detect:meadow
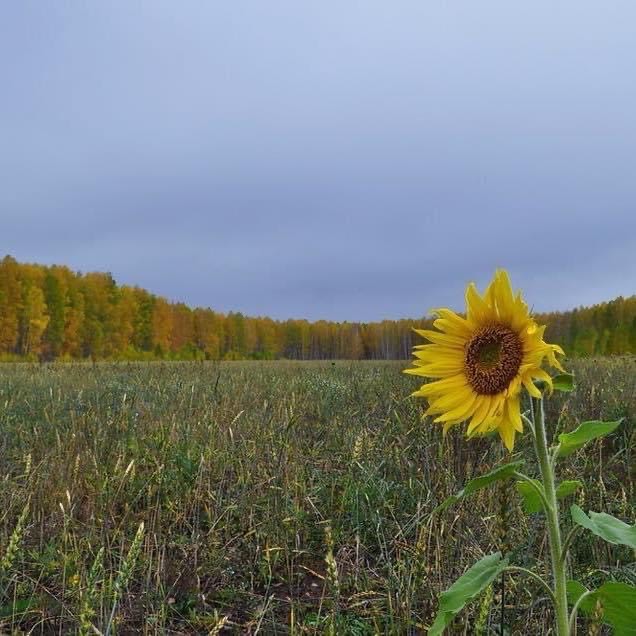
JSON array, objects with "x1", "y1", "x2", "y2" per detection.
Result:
[{"x1": 0, "y1": 358, "x2": 633, "y2": 634}]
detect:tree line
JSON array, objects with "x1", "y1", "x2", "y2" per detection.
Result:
[{"x1": 0, "y1": 255, "x2": 634, "y2": 361}]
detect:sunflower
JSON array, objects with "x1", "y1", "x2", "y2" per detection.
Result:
[{"x1": 405, "y1": 269, "x2": 564, "y2": 450}]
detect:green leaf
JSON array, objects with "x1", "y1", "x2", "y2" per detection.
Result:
[
  {"x1": 594, "y1": 582, "x2": 636, "y2": 635},
  {"x1": 435, "y1": 461, "x2": 524, "y2": 513},
  {"x1": 567, "y1": 581, "x2": 636, "y2": 635},
  {"x1": 516, "y1": 479, "x2": 582, "y2": 514},
  {"x1": 571, "y1": 505, "x2": 636, "y2": 549},
  {"x1": 567, "y1": 580, "x2": 594, "y2": 611},
  {"x1": 552, "y1": 373, "x2": 575, "y2": 392},
  {"x1": 556, "y1": 419, "x2": 623, "y2": 458},
  {"x1": 516, "y1": 479, "x2": 544, "y2": 514},
  {"x1": 556, "y1": 480, "x2": 583, "y2": 499},
  {"x1": 429, "y1": 552, "x2": 508, "y2": 636}
]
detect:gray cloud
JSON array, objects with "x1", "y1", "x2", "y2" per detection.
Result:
[{"x1": 1, "y1": 1, "x2": 635, "y2": 321}]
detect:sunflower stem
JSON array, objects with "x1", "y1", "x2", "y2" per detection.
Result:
[{"x1": 531, "y1": 395, "x2": 570, "y2": 635}]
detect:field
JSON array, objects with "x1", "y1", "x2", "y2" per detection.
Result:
[{"x1": 0, "y1": 358, "x2": 634, "y2": 634}]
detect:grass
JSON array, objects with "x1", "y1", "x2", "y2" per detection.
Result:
[{"x1": 0, "y1": 358, "x2": 633, "y2": 634}]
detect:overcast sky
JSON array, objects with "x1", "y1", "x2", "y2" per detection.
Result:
[{"x1": 1, "y1": 2, "x2": 635, "y2": 321}]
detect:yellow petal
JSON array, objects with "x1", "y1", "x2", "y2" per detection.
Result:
[
  {"x1": 403, "y1": 366, "x2": 431, "y2": 377},
  {"x1": 431, "y1": 308, "x2": 473, "y2": 338},
  {"x1": 414, "y1": 375, "x2": 468, "y2": 397},
  {"x1": 498, "y1": 421, "x2": 516, "y2": 451},
  {"x1": 522, "y1": 374, "x2": 542, "y2": 398},
  {"x1": 427, "y1": 385, "x2": 475, "y2": 413},
  {"x1": 433, "y1": 392, "x2": 478, "y2": 423},
  {"x1": 465, "y1": 282, "x2": 495, "y2": 324},
  {"x1": 414, "y1": 329, "x2": 466, "y2": 348},
  {"x1": 466, "y1": 395, "x2": 492, "y2": 435},
  {"x1": 474, "y1": 395, "x2": 505, "y2": 435},
  {"x1": 530, "y1": 368, "x2": 553, "y2": 393},
  {"x1": 415, "y1": 364, "x2": 466, "y2": 378},
  {"x1": 493, "y1": 269, "x2": 515, "y2": 323},
  {"x1": 413, "y1": 347, "x2": 464, "y2": 363},
  {"x1": 510, "y1": 291, "x2": 531, "y2": 331},
  {"x1": 504, "y1": 394, "x2": 523, "y2": 433}
]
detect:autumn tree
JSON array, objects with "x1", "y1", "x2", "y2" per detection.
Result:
[
  {"x1": 42, "y1": 269, "x2": 66, "y2": 359},
  {"x1": 151, "y1": 297, "x2": 173, "y2": 356},
  {"x1": 19, "y1": 283, "x2": 49, "y2": 356},
  {"x1": 0, "y1": 256, "x2": 22, "y2": 353},
  {"x1": 0, "y1": 256, "x2": 634, "y2": 362}
]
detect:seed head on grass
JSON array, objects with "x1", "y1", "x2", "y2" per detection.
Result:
[
  {"x1": 105, "y1": 521, "x2": 145, "y2": 636},
  {"x1": 474, "y1": 582, "x2": 494, "y2": 635},
  {"x1": 208, "y1": 611, "x2": 229, "y2": 635},
  {"x1": 79, "y1": 546, "x2": 104, "y2": 636},
  {"x1": 324, "y1": 523, "x2": 340, "y2": 636},
  {"x1": 0, "y1": 501, "x2": 30, "y2": 605},
  {"x1": 23, "y1": 453, "x2": 32, "y2": 479},
  {"x1": 1, "y1": 502, "x2": 29, "y2": 576},
  {"x1": 324, "y1": 523, "x2": 340, "y2": 601}
]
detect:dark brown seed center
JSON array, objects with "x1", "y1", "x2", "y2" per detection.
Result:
[{"x1": 464, "y1": 325, "x2": 522, "y2": 395}]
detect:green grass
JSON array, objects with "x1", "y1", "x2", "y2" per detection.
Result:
[{"x1": 0, "y1": 358, "x2": 633, "y2": 633}]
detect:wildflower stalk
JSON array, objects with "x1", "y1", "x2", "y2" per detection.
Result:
[
  {"x1": 530, "y1": 395, "x2": 569, "y2": 636},
  {"x1": 105, "y1": 521, "x2": 145, "y2": 636},
  {"x1": 79, "y1": 547, "x2": 104, "y2": 636},
  {"x1": 324, "y1": 523, "x2": 340, "y2": 634},
  {"x1": 1, "y1": 501, "x2": 30, "y2": 601}
]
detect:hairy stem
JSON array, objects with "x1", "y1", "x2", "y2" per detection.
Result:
[{"x1": 531, "y1": 395, "x2": 570, "y2": 636}]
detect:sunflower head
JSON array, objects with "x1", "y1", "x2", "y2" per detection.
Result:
[{"x1": 405, "y1": 269, "x2": 565, "y2": 450}]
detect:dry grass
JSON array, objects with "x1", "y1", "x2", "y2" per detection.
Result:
[{"x1": 0, "y1": 358, "x2": 633, "y2": 634}]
